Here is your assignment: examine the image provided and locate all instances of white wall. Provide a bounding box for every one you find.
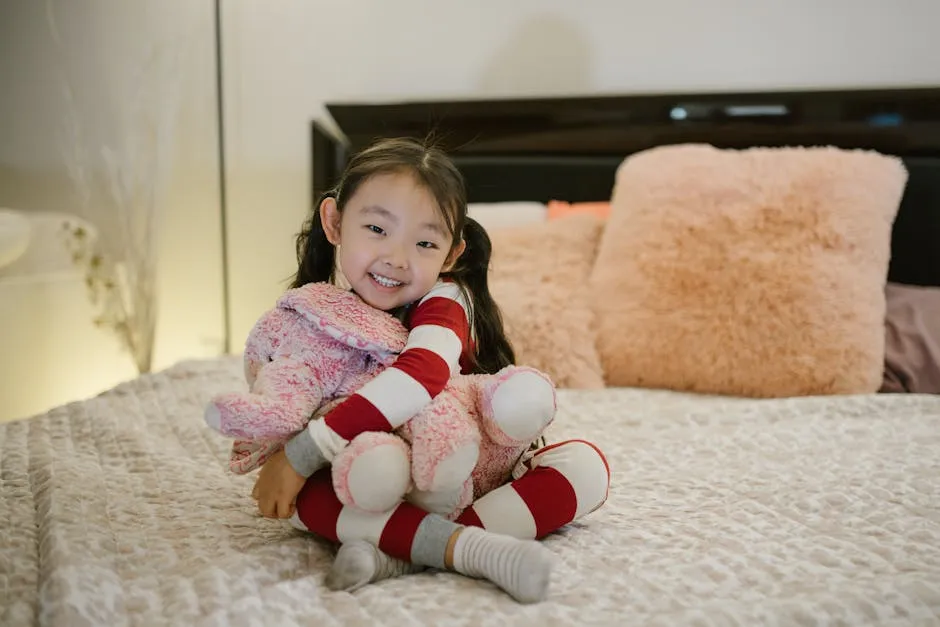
[0,0,226,420]
[220,0,940,350]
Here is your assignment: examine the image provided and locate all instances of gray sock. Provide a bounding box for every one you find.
[325,541,424,592]
[410,517,554,604]
[409,514,456,569]
[283,428,327,477]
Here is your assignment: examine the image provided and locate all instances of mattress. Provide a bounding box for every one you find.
[2,357,939,626]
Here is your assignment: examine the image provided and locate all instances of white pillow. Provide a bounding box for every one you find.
[0,211,98,278]
[467,202,547,233]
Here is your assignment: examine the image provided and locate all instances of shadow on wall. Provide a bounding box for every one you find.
[476,14,594,97]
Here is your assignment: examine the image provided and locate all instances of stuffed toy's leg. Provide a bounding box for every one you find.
[403,391,481,493]
[331,432,412,514]
[330,389,482,515]
[204,358,323,440]
[478,366,557,447]
[406,476,474,519]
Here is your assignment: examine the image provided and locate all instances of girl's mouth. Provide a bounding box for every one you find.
[369,272,403,289]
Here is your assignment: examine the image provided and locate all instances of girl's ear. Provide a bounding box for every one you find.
[321,197,342,245]
[444,239,467,271]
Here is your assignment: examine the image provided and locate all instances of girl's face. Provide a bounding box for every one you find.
[321,172,464,311]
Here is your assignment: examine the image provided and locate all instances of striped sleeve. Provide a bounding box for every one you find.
[322,281,472,439]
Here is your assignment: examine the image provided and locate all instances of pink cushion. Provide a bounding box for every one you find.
[546,200,611,221]
[488,213,606,389]
[591,143,908,397]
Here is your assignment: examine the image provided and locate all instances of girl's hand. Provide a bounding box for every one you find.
[252,449,306,519]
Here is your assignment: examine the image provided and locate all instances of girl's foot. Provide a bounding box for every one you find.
[446,526,553,604]
[325,540,425,592]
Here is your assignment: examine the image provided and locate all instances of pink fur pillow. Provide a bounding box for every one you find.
[488,213,606,389]
[591,143,908,397]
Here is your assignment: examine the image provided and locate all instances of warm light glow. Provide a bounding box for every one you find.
[0,270,138,422]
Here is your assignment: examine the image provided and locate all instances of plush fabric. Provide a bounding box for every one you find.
[205,283,554,517]
[591,143,908,397]
[546,200,611,221]
[881,282,940,394]
[488,213,607,389]
[7,357,940,625]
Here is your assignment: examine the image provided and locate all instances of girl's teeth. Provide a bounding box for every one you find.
[371,273,402,287]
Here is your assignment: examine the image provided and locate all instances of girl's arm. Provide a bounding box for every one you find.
[322,280,471,438]
[281,281,472,479]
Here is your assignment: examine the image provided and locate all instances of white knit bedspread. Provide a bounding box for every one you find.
[2,357,939,626]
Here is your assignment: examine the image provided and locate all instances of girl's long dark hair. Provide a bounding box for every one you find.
[291,137,515,374]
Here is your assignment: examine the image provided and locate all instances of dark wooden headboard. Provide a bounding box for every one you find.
[311,87,940,287]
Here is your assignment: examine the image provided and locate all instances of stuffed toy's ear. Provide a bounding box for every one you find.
[229,439,282,474]
[277,282,407,362]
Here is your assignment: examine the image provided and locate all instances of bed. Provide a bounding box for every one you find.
[3,87,940,626]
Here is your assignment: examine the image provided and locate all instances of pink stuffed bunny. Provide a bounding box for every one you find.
[204,282,555,518]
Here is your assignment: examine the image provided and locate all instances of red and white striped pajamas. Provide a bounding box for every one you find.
[327,280,472,435]
[291,438,611,556]
[292,281,474,467]
[289,278,610,549]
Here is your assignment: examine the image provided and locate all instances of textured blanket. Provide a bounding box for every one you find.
[2,358,939,626]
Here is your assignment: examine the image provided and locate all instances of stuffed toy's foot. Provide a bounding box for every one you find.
[325,541,425,592]
[406,477,474,519]
[332,433,411,513]
[406,393,481,493]
[479,367,557,446]
[205,392,307,440]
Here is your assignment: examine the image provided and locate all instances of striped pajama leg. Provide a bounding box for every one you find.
[290,467,430,562]
[456,439,610,538]
[290,438,610,550]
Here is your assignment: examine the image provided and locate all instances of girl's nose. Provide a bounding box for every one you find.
[383,244,409,269]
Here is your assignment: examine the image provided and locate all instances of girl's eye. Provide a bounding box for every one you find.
[417,241,438,249]
[366,225,385,235]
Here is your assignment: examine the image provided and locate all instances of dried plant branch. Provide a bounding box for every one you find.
[47,0,190,374]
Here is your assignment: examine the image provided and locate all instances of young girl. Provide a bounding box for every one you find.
[252,137,610,603]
